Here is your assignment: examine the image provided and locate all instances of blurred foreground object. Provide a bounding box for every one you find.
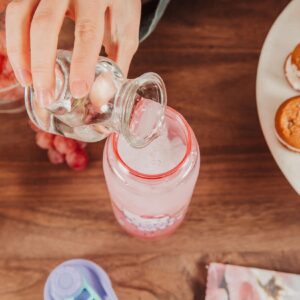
[206,263,300,300]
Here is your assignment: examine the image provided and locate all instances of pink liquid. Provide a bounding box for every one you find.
[103,107,200,239]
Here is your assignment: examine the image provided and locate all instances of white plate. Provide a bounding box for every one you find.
[256,0,300,195]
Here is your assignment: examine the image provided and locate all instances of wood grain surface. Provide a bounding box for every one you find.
[0,0,299,299]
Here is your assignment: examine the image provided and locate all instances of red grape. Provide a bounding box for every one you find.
[0,54,5,74]
[2,55,14,79]
[53,135,78,154]
[66,149,89,171]
[30,122,89,170]
[47,148,65,165]
[0,29,6,55]
[36,131,54,149]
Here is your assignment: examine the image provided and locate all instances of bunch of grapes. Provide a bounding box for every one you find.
[0,29,24,101]
[29,122,89,171]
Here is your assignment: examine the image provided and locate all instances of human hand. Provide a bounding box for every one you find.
[6,0,141,106]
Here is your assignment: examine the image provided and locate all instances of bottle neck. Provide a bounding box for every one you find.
[114,78,136,141]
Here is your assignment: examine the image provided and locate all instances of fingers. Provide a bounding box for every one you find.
[115,37,139,77]
[30,0,69,106]
[70,0,106,98]
[104,0,141,76]
[6,0,38,87]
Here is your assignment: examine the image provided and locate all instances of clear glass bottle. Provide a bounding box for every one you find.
[25,50,167,148]
[103,107,200,239]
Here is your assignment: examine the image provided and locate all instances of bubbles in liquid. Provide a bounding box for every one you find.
[117,116,187,175]
[129,97,165,145]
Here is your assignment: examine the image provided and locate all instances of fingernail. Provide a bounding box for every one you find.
[35,89,54,108]
[14,69,32,87]
[70,80,89,98]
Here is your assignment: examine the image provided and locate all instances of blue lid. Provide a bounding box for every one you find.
[44,259,118,300]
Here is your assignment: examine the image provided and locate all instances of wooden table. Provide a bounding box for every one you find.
[0,0,299,299]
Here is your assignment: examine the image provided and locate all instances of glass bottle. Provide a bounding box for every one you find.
[25,50,167,148]
[103,107,200,239]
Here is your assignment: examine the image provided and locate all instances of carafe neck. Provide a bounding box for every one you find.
[115,72,167,148]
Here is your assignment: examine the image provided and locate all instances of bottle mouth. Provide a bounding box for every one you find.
[112,106,193,180]
[121,72,167,148]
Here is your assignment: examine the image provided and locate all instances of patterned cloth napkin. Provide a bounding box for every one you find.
[206,263,300,300]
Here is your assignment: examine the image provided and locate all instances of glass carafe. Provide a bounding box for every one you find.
[25,50,167,148]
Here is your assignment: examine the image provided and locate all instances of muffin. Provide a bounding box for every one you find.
[284,43,300,91]
[275,96,300,152]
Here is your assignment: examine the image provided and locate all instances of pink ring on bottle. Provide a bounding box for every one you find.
[112,106,193,180]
